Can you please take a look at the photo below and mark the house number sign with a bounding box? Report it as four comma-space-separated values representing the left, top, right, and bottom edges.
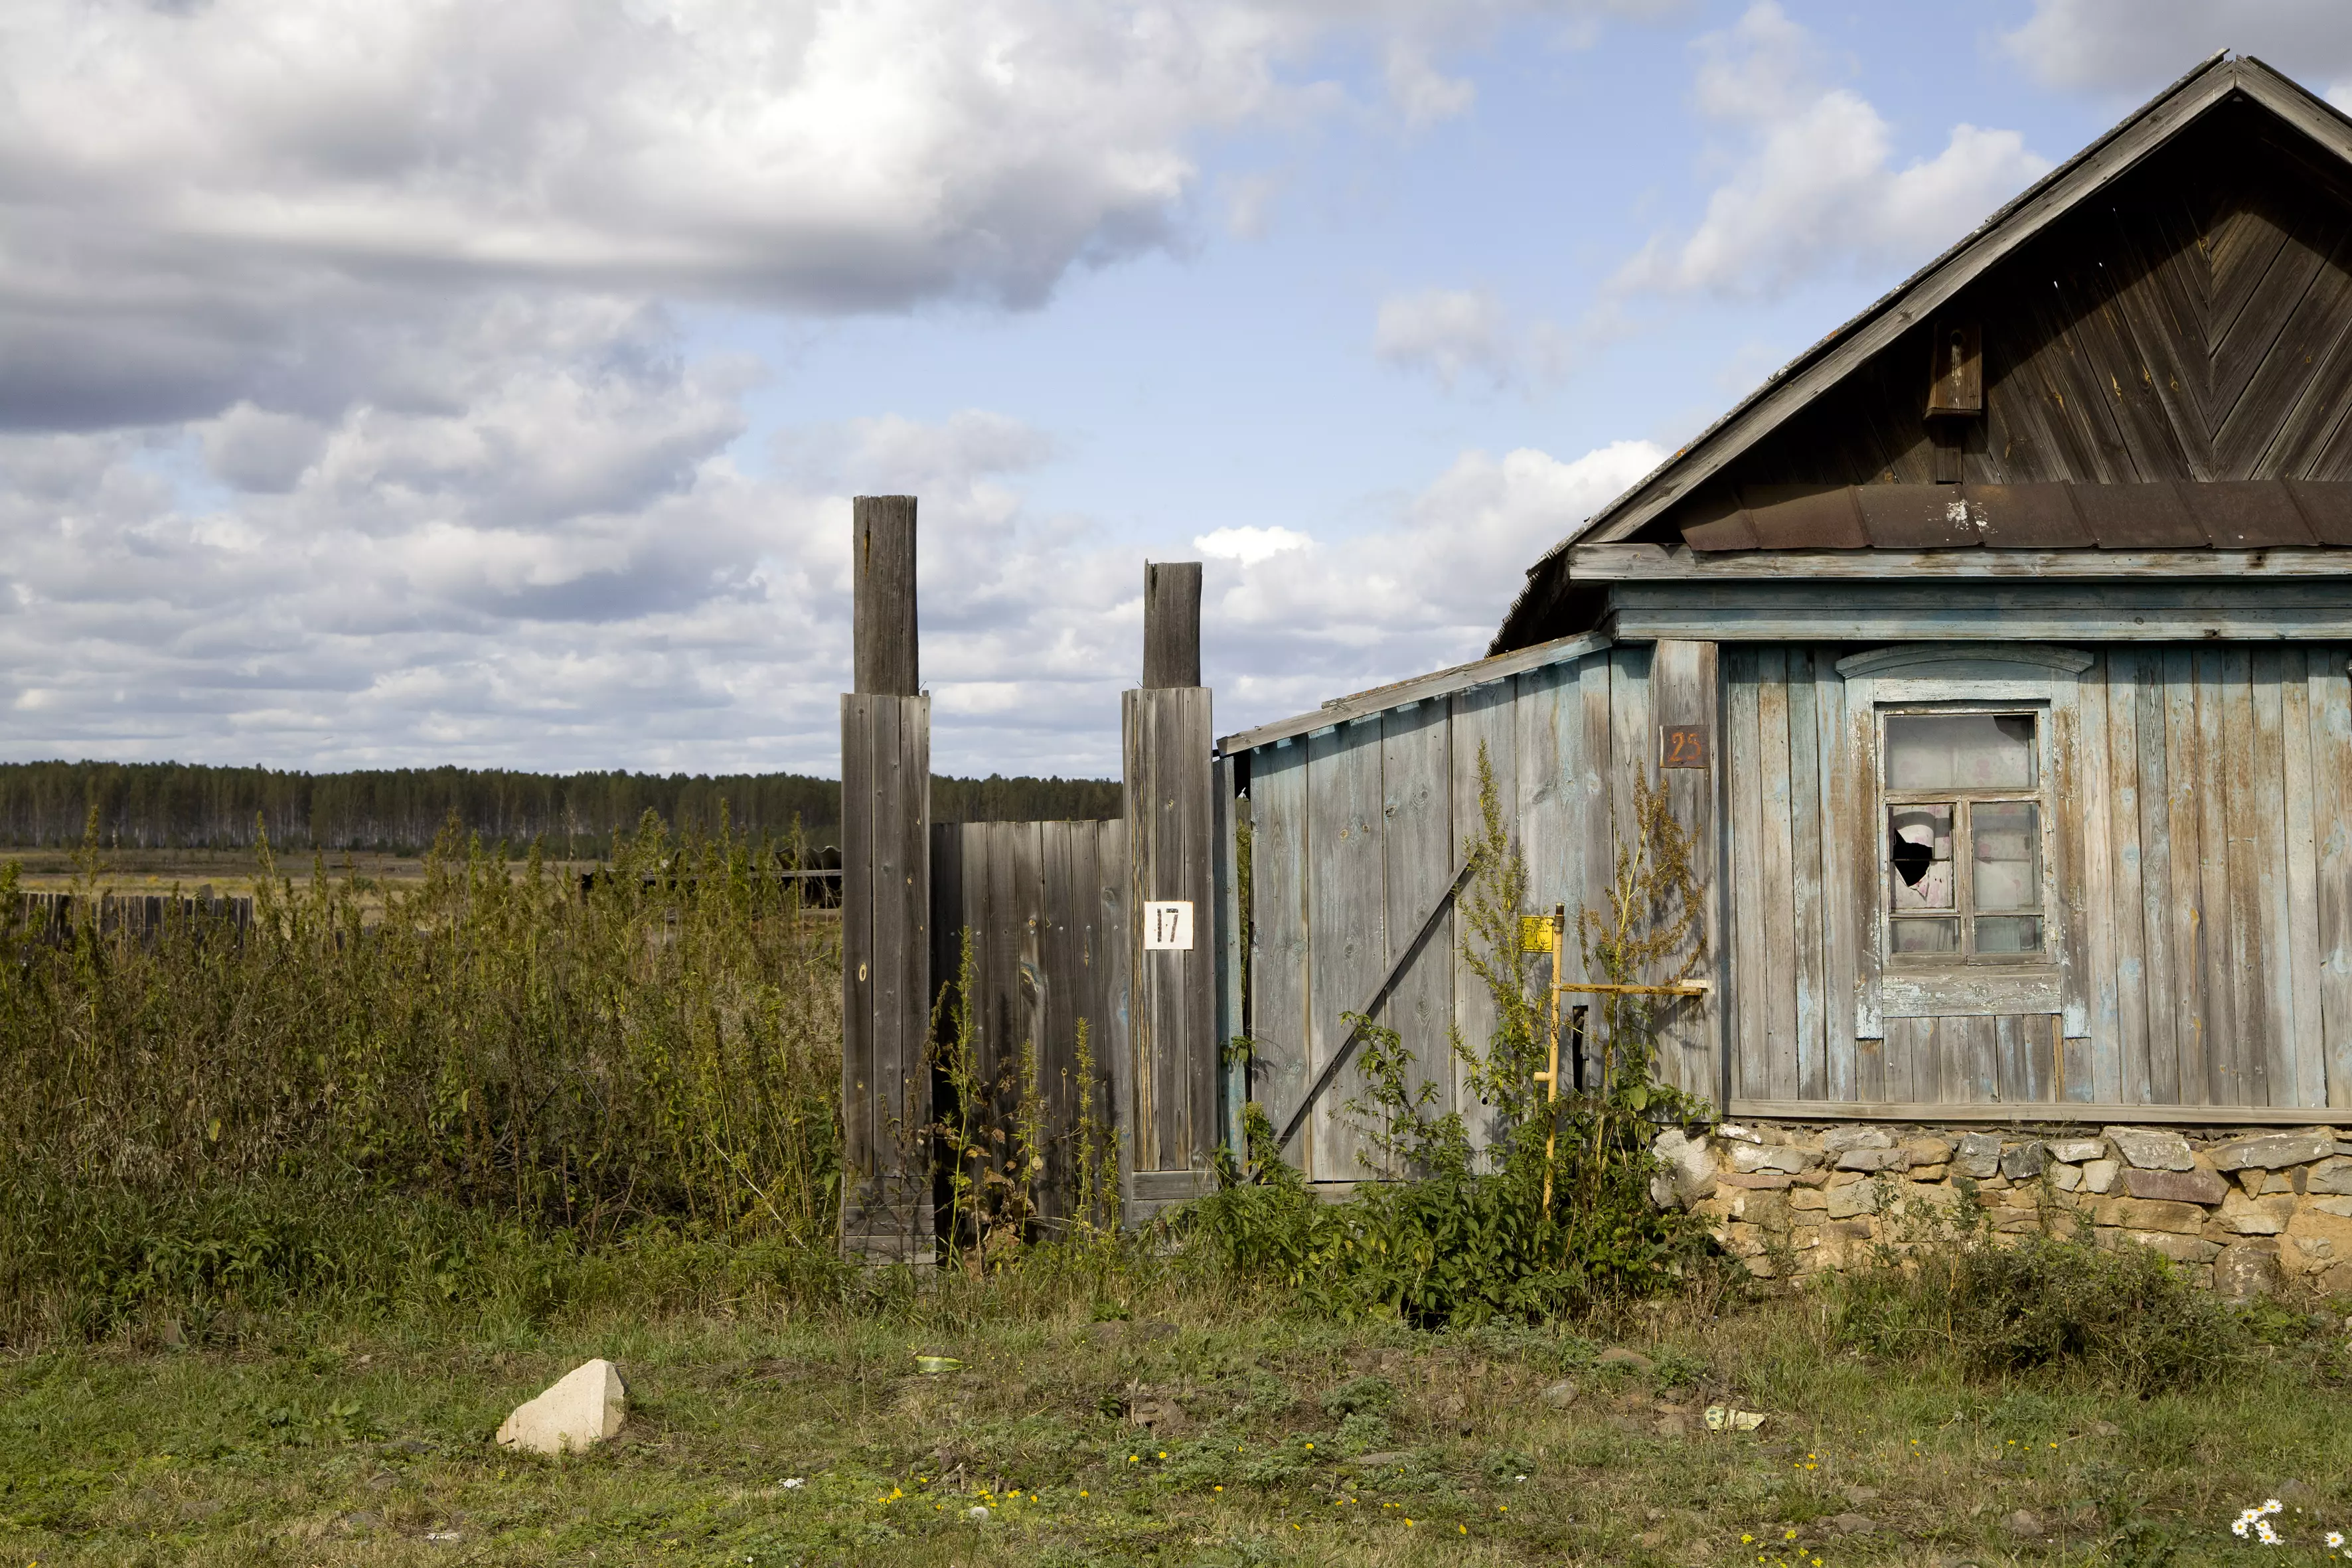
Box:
1660, 724, 1711, 769
1143, 900, 1194, 950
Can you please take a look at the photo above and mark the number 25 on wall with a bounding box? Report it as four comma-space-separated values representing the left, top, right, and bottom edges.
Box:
1660, 724, 1711, 769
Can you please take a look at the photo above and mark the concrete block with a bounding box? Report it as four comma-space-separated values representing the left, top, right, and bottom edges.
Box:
497, 1360, 627, 1456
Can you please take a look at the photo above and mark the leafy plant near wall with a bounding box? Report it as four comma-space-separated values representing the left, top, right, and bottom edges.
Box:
1189, 744, 1721, 1325
930, 931, 1123, 1269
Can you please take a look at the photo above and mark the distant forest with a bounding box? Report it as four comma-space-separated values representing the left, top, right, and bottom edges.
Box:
0, 761, 1121, 852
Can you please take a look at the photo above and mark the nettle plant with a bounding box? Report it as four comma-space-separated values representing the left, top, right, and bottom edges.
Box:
1192, 744, 1719, 1326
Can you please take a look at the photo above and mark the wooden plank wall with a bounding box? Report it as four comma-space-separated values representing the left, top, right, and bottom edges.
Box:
1723, 643, 2352, 1111
1243, 645, 1680, 1182
929, 819, 1128, 1225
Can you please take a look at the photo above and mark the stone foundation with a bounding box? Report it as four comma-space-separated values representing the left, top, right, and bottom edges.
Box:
1650, 1121, 2352, 1298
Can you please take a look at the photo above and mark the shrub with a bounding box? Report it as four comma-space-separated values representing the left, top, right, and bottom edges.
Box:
1830, 1199, 2247, 1391
0, 810, 844, 1340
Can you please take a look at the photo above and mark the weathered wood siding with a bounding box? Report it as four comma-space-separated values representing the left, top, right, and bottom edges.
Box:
929, 819, 1128, 1223
1725, 642, 2352, 1113
1241, 643, 1726, 1182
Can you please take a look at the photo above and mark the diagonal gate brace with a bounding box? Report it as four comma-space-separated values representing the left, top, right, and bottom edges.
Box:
1273, 855, 1480, 1155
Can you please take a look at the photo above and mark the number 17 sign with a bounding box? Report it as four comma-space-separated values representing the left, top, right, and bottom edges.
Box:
1143, 901, 1194, 951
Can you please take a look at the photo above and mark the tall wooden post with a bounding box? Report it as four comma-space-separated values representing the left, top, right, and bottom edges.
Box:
841, 495, 933, 1264
1652, 638, 1722, 1108
1122, 562, 1215, 1219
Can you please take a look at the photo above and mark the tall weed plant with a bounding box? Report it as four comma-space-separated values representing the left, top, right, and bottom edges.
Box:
0, 811, 842, 1340
1188, 745, 1720, 1326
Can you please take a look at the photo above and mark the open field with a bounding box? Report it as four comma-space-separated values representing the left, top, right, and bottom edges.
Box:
3, 1285, 2347, 1567
0, 845, 607, 907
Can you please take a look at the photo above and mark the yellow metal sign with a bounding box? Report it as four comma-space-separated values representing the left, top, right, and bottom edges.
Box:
1520, 915, 1555, 953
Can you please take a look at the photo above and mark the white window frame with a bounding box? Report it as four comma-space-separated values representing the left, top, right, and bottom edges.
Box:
1834, 643, 2092, 1036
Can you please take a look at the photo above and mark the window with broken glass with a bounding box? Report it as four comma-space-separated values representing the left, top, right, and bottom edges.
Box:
1881, 708, 2049, 962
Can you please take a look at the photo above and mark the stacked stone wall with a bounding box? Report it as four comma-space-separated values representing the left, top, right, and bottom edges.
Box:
1648, 1122, 2352, 1299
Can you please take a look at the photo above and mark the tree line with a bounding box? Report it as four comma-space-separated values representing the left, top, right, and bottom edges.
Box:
0, 761, 1121, 852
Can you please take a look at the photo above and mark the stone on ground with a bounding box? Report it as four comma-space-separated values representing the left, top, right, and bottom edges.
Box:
495, 1359, 627, 1455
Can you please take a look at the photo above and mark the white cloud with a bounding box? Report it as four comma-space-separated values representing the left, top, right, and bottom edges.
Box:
1204, 437, 1664, 721
2001, 2, 2352, 94
0, 0, 1685, 775
0, 0, 1659, 433
1616, 3, 2050, 299
1385, 41, 1480, 127
1373, 286, 1567, 389
1195, 524, 1313, 565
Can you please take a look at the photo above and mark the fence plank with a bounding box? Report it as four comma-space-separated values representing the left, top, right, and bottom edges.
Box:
2313, 648, 2352, 1106
2079, 654, 2122, 1101
2252, 647, 2302, 1105
1786, 649, 1826, 1101
1450, 679, 1517, 1150
1577, 652, 1614, 1087
1307, 717, 1387, 1182
2165, 647, 2211, 1105
2135, 649, 2181, 1102
2215, 647, 2262, 1104
1248, 740, 1312, 1164
2105, 655, 2151, 1102
1726, 649, 1768, 1103
1382, 700, 1455, 1142
2283, 649, 2327, 1109
1815, 653, 1860, 1101
1757, 649, 1799, 1101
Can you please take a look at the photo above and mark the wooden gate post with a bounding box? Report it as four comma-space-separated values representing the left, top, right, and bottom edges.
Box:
841, 495, 933, 1264
1121, 561, 1216, 1219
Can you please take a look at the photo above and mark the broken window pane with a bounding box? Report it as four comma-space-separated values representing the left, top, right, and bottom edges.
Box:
1888, 803, 1954, 911
1971, 801, 2040, 911
1974, 915, 2043, 954
1885, 712, 2037, 789
1891, 917, 1960, 954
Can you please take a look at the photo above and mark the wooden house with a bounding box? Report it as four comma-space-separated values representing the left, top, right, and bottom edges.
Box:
1219, 52, 2352, 1190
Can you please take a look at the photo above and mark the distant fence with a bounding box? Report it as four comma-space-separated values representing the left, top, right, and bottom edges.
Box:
16, 890, 254, 939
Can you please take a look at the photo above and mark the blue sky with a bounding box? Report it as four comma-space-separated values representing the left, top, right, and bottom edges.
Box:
0, 1, 2345, 778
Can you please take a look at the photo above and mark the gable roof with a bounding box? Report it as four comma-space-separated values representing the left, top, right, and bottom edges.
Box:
1494, 51, 2352, 651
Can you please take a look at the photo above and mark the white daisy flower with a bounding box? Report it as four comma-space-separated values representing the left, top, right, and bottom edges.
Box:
2327, 1532, 2345, 1549
2257, 1520, 2283, 1545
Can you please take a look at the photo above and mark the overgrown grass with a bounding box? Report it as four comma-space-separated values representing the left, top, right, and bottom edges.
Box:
0, 813, 841, 1345
1830, 1196, 2252, 1393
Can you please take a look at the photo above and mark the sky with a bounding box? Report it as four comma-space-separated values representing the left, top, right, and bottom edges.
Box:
7, 1, 2352, 779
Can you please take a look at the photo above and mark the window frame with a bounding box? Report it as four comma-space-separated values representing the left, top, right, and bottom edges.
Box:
1832, 643, 2090, 1037
1876, 701, 2057, 969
